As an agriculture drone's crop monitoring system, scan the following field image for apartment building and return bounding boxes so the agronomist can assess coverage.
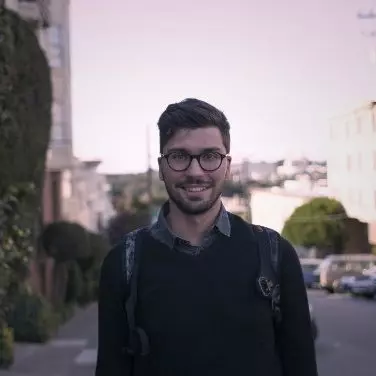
[62,159,114,233]
[39,0,73,171]
[250,187,329,234]
[327,102,376,244]
[40,0,75,224]
[221,195,250,221]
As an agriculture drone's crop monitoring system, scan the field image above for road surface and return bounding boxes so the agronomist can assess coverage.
[1,290,375,376]
[310,290,376,376]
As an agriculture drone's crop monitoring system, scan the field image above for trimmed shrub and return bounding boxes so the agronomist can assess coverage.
[77,232,109,305]
[7,289,58,343]
[107,210,150,246]
[77,275,97,307]
[40,221,90,262]
[0,326,14,369]
[65,261,84,305]
[0,7,52,197]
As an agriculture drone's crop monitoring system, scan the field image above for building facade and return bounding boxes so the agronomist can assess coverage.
[40,0,75,225]
[250,188,326,234]
[38,0,73,171]
[327,102,376,244]
[62,159,114,233]
[221,195,250,221]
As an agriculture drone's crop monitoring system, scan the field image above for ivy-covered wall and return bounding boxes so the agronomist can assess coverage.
[0,6,52,197]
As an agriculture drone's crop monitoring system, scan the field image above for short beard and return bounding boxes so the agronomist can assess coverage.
[164,184,222,216]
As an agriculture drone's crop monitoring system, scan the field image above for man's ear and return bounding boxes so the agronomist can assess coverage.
[158,157,164,181]
[225,156,232,180]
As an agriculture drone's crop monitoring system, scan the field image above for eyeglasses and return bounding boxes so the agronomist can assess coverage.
[161,151,228,172]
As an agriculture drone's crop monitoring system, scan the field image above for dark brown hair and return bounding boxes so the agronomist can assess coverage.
[157,98,231,154]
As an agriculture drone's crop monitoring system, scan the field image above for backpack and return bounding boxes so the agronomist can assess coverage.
[122,224,282,358]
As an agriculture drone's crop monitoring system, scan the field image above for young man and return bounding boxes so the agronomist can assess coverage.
[95,98,318,376]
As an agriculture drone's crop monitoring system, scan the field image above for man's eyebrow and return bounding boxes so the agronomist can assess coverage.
[166,147,223,153]
[202,147,222,152]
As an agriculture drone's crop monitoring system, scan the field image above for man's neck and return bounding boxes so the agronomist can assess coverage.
[167,199,222,246]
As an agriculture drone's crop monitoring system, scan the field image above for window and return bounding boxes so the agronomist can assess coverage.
[61,170,72,199]
[348,190,353,203]
[47,26,63,68]
[346,121,350,137]
[347,155,352,171]
[51,171,61,221]
[51,103,66,143]
[51,124,63,142]
[49,26,61,46]
[52,103,63,123]
[356,116,362,134]
[330,124,335,140]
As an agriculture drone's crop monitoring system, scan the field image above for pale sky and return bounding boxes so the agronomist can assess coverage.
[70,0,376,173]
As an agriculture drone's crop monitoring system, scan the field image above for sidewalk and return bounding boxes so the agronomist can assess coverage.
[0,304,98,376]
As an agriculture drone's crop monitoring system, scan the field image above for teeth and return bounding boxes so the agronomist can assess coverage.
[185,187,207,192]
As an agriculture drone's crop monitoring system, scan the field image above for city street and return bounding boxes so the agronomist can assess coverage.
[1,290,375,376]
[310,290,376,376]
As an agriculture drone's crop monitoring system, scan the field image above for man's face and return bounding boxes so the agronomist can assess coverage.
[159,126,231,215]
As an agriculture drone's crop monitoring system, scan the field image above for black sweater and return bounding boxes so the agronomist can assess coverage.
[96,215,318,376]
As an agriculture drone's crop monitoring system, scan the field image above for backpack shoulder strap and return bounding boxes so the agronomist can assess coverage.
[122,226,150,357]
[123,227,144,284]
[252,224,282,325]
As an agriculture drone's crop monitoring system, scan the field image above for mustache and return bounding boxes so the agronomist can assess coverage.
[176,178,213,188]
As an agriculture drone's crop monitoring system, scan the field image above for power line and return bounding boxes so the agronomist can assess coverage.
[285,213,348,223]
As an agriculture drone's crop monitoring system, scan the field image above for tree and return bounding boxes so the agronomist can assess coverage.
[107,211,150,246]
[0,6,52,217]
[222,181,245,197]
[39,221,91,306]
[0,7,52,366]
[282,197,348,256]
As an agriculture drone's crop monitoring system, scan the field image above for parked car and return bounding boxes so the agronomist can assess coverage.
[319,254,376,293]
[300,258,322,288]
[349,266,376,299]
[335,275,356,293]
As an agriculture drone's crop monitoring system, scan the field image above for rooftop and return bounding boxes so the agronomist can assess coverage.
[250,186,332,199]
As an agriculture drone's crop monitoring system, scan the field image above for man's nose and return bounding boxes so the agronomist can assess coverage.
[186,157,205,176]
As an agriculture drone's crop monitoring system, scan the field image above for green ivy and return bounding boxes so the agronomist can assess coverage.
[0,6,52,197]
[0,184,35,329]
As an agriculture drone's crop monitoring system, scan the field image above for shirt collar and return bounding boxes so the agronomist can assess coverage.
[150,200,231,249]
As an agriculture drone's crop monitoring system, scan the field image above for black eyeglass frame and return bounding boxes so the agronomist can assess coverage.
[160,151,229,172]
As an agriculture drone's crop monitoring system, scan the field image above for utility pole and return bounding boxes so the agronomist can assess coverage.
[146,124,153,204]
[357,4,376,64]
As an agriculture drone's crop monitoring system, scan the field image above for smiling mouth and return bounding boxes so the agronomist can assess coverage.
[180,185,210,193]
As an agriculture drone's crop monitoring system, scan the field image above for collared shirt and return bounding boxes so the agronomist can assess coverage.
[150,201,231,255]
